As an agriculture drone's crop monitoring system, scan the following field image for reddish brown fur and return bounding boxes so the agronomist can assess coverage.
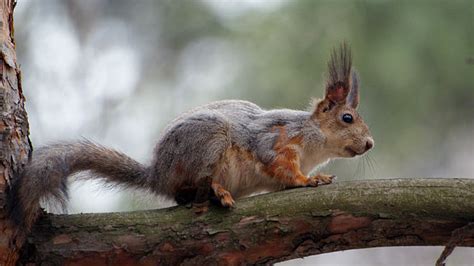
[212,143,275,200]
[264,127,310,187]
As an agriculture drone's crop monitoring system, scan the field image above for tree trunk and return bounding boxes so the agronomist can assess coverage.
[19,178,474,265]
[0,0,32,265]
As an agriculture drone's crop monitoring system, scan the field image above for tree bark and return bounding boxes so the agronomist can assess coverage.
[0,0,32,265]
[19,178,474,265]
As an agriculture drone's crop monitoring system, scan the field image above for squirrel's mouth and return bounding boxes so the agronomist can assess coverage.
[344,147,364,157]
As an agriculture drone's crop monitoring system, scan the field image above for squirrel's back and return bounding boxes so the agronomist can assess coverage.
[151,99,315,198]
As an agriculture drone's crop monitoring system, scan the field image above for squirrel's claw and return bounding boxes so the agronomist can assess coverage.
[192,201,210,214]
[307,174,336,187]
[306,177,319,187]
[211,181,236,208]
[319,174,336,185]
[220,194,235,208]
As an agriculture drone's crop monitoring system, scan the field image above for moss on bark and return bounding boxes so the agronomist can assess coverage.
[20,178,474,265]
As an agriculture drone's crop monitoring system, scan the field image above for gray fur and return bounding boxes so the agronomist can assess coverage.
[152,100,321,196]
[9,140,148,228]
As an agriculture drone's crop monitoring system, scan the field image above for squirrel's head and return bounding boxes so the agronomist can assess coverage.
[311,43,374,158]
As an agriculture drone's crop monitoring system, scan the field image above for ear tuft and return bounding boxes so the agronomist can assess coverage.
[325,42,352,104]
[348,70,360,108]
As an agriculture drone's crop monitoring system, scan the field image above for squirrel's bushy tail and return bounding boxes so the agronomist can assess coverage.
[8,140,149,229]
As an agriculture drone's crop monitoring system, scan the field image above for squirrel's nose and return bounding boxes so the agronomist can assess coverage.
[365,138,374,151]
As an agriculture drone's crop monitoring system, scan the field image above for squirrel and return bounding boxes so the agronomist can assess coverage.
[9,43,374,230]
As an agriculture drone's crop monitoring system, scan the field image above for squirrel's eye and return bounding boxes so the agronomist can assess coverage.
[342,113,353,124]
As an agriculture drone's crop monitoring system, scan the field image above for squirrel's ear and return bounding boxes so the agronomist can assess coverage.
[324,43,352,105]
[325,82,349,104]
[347,70,359,109]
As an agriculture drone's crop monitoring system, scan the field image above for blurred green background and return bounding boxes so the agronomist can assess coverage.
[14,0,473,264]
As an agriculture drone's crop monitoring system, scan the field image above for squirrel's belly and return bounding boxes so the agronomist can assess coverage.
[215,145,281,198]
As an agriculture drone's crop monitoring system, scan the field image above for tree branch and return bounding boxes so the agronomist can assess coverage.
[21,178,474,265]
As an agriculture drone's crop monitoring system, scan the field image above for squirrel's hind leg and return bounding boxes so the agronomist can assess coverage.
[174,177,233,213]
[192,177,236,209]
[191,176,213,214]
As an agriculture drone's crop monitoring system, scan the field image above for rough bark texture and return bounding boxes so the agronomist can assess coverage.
[0,0,32,265]
[19,178,474,265]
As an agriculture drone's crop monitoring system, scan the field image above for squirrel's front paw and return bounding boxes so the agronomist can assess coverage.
[218,190,235,208]
[307,174,336,187]
[221,193,235,208]
[211,181,235,208]
[306,176,319,187]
